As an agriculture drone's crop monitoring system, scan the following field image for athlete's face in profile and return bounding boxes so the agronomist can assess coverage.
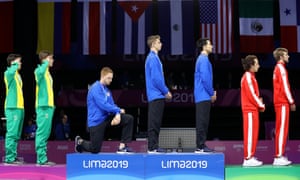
[282,52,289,63]
[153,39,162,52]
[204,40,213,54]
[102,73,113,86]
[251,58,260,73]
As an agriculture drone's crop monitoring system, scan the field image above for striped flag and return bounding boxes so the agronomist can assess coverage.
[239,0,274,53]
[0,0,13,53]
[78,0,112,55]
[199,0,233,54]
[37,0,71,54]
[157,0,195,55]
[116,0,152,55]
[279,0,300,52]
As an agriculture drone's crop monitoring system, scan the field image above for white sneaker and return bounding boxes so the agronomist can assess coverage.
[242,157,263,167]
[273,156,292,166]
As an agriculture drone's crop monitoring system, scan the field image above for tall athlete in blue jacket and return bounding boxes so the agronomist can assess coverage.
[194,38,217,153]
[75,67,134,154]
[145,35,172,153]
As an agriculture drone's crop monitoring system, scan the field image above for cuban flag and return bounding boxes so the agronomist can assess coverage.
[116,0,153,55]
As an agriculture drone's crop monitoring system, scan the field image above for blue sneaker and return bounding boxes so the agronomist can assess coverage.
[147,148,167,154]
[194,146,215,153]
[116,146,134,154]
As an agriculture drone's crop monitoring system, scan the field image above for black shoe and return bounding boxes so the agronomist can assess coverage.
[147,148,167,154]
[75,135,83,153]
[194,146,215,153]
[116,146,134,154]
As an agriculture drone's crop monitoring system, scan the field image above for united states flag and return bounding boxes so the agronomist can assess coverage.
[199,0,233,54]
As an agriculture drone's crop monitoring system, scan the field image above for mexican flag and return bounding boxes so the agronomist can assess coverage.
[239,0,274,53]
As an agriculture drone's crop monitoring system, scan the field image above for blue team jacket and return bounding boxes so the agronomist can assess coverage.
[145,51,169,102]
[194,54,214,103]
[87,81,120,127]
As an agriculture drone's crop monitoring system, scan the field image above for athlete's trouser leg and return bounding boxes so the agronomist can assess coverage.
[195,101,211,148]
[5,108,24,162]
[35,107,54,164]
[243,110,259,159]
[274,104,290,157]
[147,99,165,150]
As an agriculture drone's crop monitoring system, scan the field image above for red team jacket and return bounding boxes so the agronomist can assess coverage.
[241,72,265,111]
[273,62,294,105]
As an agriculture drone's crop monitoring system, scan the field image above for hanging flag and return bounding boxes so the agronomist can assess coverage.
[78,0,112,55]
[279,0,300,52]
[199,0,233,54]
[0,0,13,53]
[37,0,71,54]
[116,0,152,55]
[239,0,274,53]
[157,0,195,55]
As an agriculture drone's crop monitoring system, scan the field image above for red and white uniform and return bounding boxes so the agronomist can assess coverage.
[273,62,294,157]
[241,71,265,159]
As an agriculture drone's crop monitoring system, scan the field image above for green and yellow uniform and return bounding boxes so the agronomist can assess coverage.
[34,60,55,164]
[4,62,24,163]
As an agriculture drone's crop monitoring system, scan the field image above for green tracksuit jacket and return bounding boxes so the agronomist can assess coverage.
[4,62,24,162]
[34,60,55,164]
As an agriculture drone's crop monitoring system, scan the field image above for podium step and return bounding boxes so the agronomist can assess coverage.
[67,153,225,180]
[0,164,65,180]
[226,164,300,180]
